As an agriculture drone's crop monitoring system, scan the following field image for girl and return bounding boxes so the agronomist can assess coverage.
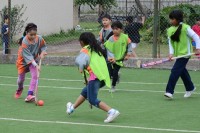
[66,32,120,123]
[164,10,200,99]
[15,23,47,102]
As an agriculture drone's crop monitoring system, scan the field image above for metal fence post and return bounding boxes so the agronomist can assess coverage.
[152,0,159,58]
[8,0,11,54]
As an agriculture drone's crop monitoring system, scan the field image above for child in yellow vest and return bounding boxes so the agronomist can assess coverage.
[104,21,136,92]
[164,10,200,99]
[66,32,120,123]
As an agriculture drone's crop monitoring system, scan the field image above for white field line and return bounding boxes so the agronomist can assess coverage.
[1,75,199,86]
[0,118,199,133]
[0,83,199,95]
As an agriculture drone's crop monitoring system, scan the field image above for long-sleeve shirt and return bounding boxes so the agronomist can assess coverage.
[168,27,200,55]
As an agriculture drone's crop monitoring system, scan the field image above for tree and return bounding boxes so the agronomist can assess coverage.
[75,0,117,15]
[135,0,148,17]
[1,4,27,41]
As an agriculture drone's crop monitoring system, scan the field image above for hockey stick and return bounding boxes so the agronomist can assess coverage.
[35,59,42,106]
[137,53,196,68]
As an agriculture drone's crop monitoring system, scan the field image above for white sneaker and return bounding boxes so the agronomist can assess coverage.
[184,87,196,98]
[109,86,116,93]
[164,92,173,99]
[104,109,120,123]
[66,102,74,115]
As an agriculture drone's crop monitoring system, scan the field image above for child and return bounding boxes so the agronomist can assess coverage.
[97,14,113,47]
[164,10,200,99]
[104,21,134,92]
[192,17,200,48]
[124,16,145,56]
[15,23,47,102]
[66,32,120,123]
[1,15,9,54]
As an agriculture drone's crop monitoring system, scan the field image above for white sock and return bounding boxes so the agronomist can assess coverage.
[108,108,115,114]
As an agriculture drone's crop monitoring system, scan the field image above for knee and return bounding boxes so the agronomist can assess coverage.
[88,98,100,107]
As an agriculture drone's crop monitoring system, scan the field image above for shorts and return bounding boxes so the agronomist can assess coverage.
[131,43,138,49]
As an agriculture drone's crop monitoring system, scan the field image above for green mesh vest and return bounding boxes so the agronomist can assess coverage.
[104,33,128,66]
[167,23,193,57]
[83,45,111,88]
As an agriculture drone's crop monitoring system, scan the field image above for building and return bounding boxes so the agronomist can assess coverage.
[0,0,76,38]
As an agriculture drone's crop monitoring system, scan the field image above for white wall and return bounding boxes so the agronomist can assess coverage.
[0,0,74,37]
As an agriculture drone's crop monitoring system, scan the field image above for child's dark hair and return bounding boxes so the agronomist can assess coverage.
[4,15,9,20]
[18,23,37,45]
[126,16,133,23]
[79,32,106,57]
[169,10,183,42]
[111,21,123,29]
[101,14,111,20]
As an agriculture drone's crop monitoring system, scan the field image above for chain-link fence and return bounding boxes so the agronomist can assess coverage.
[1,0,200,58]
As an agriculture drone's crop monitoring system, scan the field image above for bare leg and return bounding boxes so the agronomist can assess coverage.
[99,101,112,112]
[73,95,86,109]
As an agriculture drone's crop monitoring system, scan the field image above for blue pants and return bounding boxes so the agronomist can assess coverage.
[166,58,194,94]
[81,79,105,108]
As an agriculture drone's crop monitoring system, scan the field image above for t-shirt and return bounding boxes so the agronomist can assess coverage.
[1,24,9,43]
[192,24,200,36]
[124,22,143,43]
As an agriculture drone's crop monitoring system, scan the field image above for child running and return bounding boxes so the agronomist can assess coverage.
[97,14,113,47]
[15,23,47,102]
[164,10,200,99]
[104,21,135,92]
[124,16,145,57]
[66,32,120,123]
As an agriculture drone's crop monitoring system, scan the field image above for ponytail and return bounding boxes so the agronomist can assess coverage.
[170,22,182,42]
[79,32,106,57]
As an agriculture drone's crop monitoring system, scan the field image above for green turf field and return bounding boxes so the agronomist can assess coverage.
[0,64,200,133]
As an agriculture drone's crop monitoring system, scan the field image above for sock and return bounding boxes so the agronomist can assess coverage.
[108,108,115,114]
[28,91,33,96]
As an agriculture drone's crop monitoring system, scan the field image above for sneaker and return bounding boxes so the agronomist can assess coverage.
[25,95,35,102]
[66,102,74,115]
[14,88,23,99]
[104,109,120,123]
[164,92,173,99]
[184,87,196,98]
[109,86,116,93]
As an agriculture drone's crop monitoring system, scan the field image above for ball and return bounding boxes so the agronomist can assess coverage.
[37,100,44,106]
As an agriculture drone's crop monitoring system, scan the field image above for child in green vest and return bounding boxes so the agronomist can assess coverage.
[104,21,135,92]
[164,10,200,99]
[66,32,120,123]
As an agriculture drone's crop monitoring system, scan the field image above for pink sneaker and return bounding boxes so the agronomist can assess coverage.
[14,89,23,99]
[25,95,35,102]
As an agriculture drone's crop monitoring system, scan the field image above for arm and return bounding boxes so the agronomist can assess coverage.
[21,43,37,67]
[187,27,200,49]
[75,52,90,73]
[168,37,174,59]
[141,16,146,25]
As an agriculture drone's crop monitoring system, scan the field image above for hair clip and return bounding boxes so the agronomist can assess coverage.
[179,22,183,25]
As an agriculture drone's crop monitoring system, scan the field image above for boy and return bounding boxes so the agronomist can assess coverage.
[97,14,113,47]
[1,15,9,54]
[124,16,145,56]
[104,21,135,92]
